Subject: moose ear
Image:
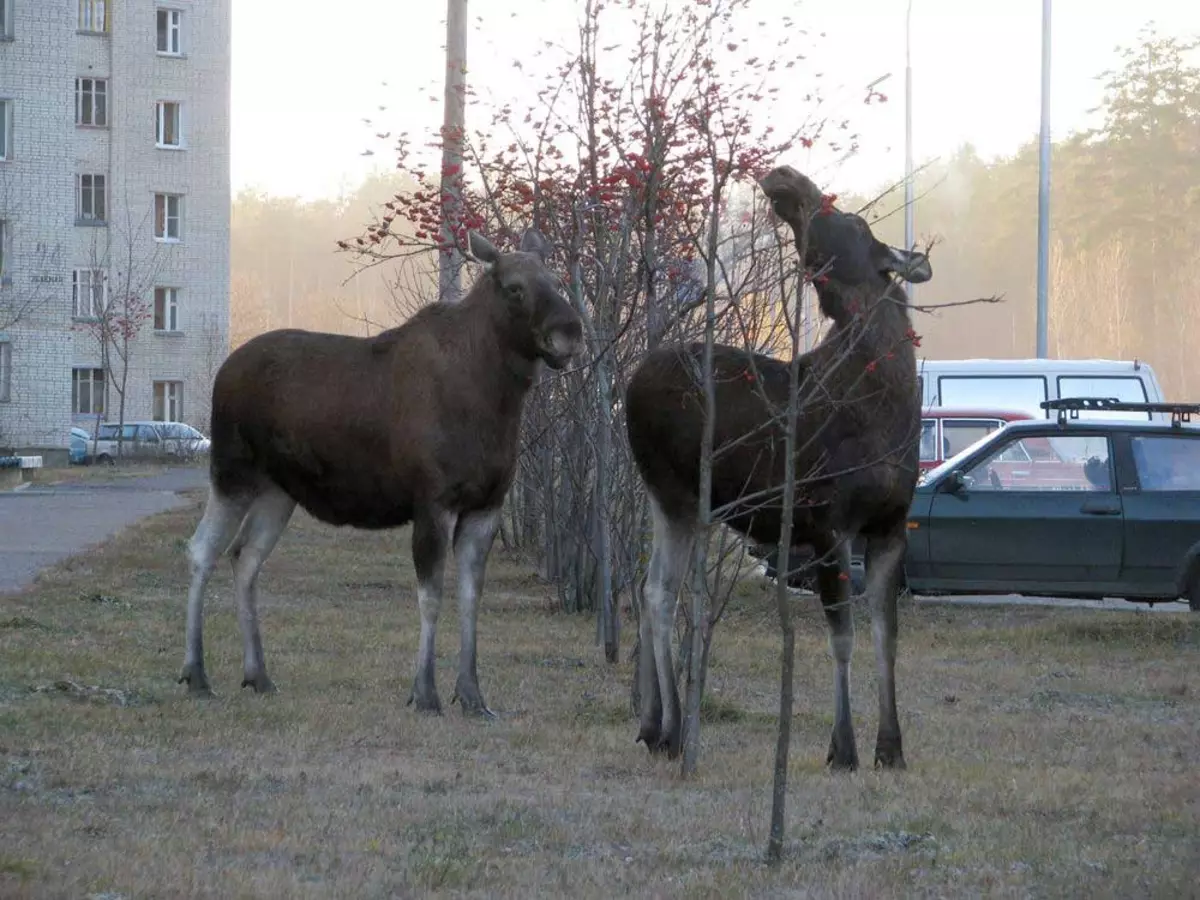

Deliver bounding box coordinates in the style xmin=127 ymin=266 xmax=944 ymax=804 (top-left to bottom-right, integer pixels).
xmin=518 ymin=227 xmax=554 ymax=264
xmin=465 ymin=231 xmax=501 ymax=269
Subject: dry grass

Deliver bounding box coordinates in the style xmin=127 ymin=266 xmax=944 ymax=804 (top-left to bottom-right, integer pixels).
xmin=1 ymin=492 xmax=1198 ymax=899
xmin=26 ymin=460 xmax=202 ymax=488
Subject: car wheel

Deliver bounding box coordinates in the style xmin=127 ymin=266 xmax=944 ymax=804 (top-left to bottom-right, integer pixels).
xmin=97 ymin=454 xmax=114 ymax=467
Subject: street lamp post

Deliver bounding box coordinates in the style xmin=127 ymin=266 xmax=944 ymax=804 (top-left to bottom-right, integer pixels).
xmin=904 ymin=0 xmax=915 ymax=302
xmin=1035 ymin=0 xmax=1052 ymax=357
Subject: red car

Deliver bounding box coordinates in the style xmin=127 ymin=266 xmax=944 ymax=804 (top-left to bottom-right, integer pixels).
xmin=919 ymin=407 xmax=1035 ymax=471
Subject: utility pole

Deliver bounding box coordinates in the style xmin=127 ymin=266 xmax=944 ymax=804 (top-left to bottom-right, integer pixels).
xmin=439 ymin=0 xmax=468 ymax=303
xmin=1035 ymin=0 xmax=1052 ymax=357
xmin=904 ymin=0 xmax=915 ymax=302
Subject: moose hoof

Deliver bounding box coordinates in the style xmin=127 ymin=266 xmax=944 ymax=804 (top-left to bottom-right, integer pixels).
xmin=635 ymin=722 xmax=662 ymax=752
xmin=407 ymin=679 xmax=443 ymax=715
xmin=241 ymin=673 xmax=277 ymax=694
xmin=826 ymin=735 xmax=860 ymax=772
xmin=874 ymin=746 xmax=907 ymax=771
xmin=451 ymin=677 xmax=496 ymax=719
xmin=177 ymin=664 xmax=212 ymax=697
xmin=639 ymin=720 xmax=681 ymax=759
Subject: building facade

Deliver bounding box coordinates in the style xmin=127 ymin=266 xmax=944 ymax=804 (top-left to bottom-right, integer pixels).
xmin=0 ymin=0 xmax=231 ymax=456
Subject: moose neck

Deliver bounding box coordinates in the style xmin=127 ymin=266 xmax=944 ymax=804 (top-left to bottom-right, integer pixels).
xmin=812 ymin=282 xmax=917 ymax=386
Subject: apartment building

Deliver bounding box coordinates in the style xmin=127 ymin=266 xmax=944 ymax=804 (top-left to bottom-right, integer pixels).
xmin=0 ymin=0 xmax=231 ymax=458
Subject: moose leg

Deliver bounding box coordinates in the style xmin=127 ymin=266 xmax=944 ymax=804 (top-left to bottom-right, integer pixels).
xmin=635 ymin=548 xmax=664 ymax=748
xmin=642 ymin=496 xmax=694 ymax=759
xmin=229 ymin=486 xmax=296 ymax=693
xmin=408 ymin=507 xmax=455 ymax=714
xmin=864 ymin=527 xmax=907 ymax=770
xmin=450 ymin=507 xmax=501 ymax=718
xmin=180 ymin=485 xmax=251 ymax=695
xmin=816 ymin=537 xmax=859 ymax=771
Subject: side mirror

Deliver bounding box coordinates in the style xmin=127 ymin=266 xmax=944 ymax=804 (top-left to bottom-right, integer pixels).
xmin=941 ymin=469 xmax=967 ymax=494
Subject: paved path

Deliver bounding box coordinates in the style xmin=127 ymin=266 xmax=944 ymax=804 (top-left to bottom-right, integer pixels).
xmin=0 ymin=466 xmax=208 ymax=596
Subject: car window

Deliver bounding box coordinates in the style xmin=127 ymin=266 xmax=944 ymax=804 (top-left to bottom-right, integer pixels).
xmin=942 ymin=419 xmax=1003 ymax=459
xmin=937 ymin=375 xmax=1048 ymax=418
xmin=138 ymin=425 xmax=160 ymax=443
xmin=97 ymin=424 xmax=119 ymax=440
xmin=1057 ymin=376 xmax=1150 ymax=421
xmin=919 ymin=420 xmax=937 ymax=461
xmin=1131 ymin=435 xmax=1200 ymax=491
xmin=963 ymin=435 xmax=1112 ymax=492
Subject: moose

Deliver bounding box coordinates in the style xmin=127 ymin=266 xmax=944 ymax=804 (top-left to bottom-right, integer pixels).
xmin=624 ymin=165 xmax=932 ymax=769
xmin=179 ymin=227 xmax=584 ymax=717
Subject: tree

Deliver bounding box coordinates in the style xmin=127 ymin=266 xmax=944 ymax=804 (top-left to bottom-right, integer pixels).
xmin=74 ymin=192 xmax=163 ymax=460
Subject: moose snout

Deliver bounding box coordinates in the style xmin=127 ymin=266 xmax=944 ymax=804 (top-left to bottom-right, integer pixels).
xmin=541 ymin=321 xmax=584 ymax=369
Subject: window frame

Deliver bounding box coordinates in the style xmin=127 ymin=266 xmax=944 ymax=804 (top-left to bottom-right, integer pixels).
xmin=75 ymin=77 xmax=109 ymax=128
xmin=72 ymin=268 xmax=107 ymax=319
xmin=153 ymin=286 xmax=180 ymax=332
xmin=1 ymin=0 xmax=14 ymax=40
xmin=77 ymin=173 xmax=108 ymax=225
xmin=71 ymin=366 xmax=106 ymax=416
xmin=156 ymin=7 xmax=183 ymax=55
xmin=155 ymin=101 xmax=182 ymax=149
xmin=78 ymin=0 xmax=109 ymax=34
xmin=0 ymin=98 xmax=12 ymax=161
xmin=0 ymin=339 xmax=11 ymax=403
xmin=153 ymin=193 xmax=182 ymax=242
xmin=152 ymin=379 xmax=184 ymax=422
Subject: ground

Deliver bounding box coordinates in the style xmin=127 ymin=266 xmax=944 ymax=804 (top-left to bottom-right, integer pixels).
xmin=1 ymin=488 xmax=1197 ymax=898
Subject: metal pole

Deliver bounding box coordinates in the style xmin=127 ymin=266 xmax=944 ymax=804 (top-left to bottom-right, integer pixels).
xmin=1035 ymin=0 xmax=1052 ymax=357
xmin=438 ymin=0 xmax=468 ymax=303
xmin=904 ymin=0 xmax=915 ymax=302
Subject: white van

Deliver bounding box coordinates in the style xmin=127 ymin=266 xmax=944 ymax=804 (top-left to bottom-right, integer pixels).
xmin=916 ymin=358 xmax=1167 ymax=422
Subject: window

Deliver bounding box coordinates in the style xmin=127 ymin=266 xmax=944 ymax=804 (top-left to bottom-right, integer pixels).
xmin=72 ymin=367 xmax=106 ymax=415
xmin=153 ymin=380 xmax=183 ymax=422
xmin=0 ymin=219 xmax=7 ymax=279
xmin=72 ymin=268 xmax=106 ymax=318
xmin=942 ymin=419 xmax=1005 ymax=460
xmin=1057 ymin=376 xmax=1150 ymax=421
xmin=1 ymin=0 xmax=12 ymax=40
xmin=963 ymin=435 xmax=1112 ymax=493
xmin=155 ymin=101 xmax=181 ymax=148
xmin=0 ymin=340 xmax=10 ymax=403
xmin=77 ymin=174 xmax=107 ymax=224
xmin=156 ymin=8 xmax=182 ymax=54
xmin=75 ymin=78 xmax=108 ymax=127
xmin=79 ymin=0 xmax=108 ymax=33
xmin=0 ymin=99 xmax=11 ymax=161
xmin=1131 ymin=436 xmax=1200 ymax=492
xmin=919 ymin=419 xmax=937 ymax=462
xmin=937 ymin=376 xmax=1048 ymax=419
xmin=153 ymin=193 xmax=181 ymax=241
xmin=153 ymin=286 xmax=179 ymax=331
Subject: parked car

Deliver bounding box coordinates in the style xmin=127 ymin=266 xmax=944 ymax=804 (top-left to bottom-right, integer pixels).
xmin=92 ymin=420 xmax=211 ymax=465
xmin=905 ymin=397 xmax=1200 ymax=611
xmin=918 ymin=406 xmax=1034 ymax=472
xmin=69 ymin=426 xmax=92 ymax=465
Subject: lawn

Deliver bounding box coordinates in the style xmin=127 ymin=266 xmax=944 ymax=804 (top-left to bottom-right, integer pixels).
xmin=1 ymin=490 xmax=1197 ymax=898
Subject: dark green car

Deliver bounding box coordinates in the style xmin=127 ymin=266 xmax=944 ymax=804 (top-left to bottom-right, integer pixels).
xmin=905 ymin=398 xmax=1200 ymax=611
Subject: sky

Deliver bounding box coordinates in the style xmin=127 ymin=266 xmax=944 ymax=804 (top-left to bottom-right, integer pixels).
xmin=231 ymin=0 xmax=1200 ymax=203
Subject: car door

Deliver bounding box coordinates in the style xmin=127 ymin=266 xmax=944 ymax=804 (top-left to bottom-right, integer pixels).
xmin=924 ymin=430 xmax=1123 ymax=592
xmin=1117 ymin=431 xmax=1200 ymax=596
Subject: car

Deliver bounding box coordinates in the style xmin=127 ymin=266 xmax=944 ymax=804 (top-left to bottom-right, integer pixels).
xmin=904 ymin=397 xmax=1200 ymax=611
xmin=918 ymin=406 xmax=1034 ymax=472
xmin=92 ymin=420 xmax=211 ymax=465
xmin=69 ymin=426 xmax=92 ymax=465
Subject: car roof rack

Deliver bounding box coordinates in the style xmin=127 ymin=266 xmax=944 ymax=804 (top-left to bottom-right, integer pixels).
xmin=1041 ymin=397 xmax=1200 ymax=429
